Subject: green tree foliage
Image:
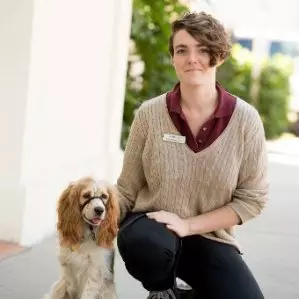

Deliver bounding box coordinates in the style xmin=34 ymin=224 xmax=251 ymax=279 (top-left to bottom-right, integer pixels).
xmin=217 ymin=44 xmax=253 ymax=104
xmin=218 ymin=45 xmax=293 ymax=139
xmin=257 ymin=54 xmax=293 ymax=139
xmin=122 ymin=0 xmax=187 ymax=148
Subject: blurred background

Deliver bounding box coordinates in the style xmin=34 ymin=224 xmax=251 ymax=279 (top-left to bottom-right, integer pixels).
xmin=123 ymin=0 xmax=299 ymax=148
xmin=0 ymin=1 xmax=299 ymax=298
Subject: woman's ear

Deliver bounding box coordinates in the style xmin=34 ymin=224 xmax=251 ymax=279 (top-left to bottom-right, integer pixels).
xmin=216 ymin=59 xmax=225 ymax=67
xmin=96 ymin=185 xmax=120 ymax=248
xmin=171 ymin=56 xmax=175 ymax=67
xmin=57 ymin=183 xmax=84 ymax=247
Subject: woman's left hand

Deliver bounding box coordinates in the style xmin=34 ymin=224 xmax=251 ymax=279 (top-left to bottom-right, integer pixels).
xmin=147 ymin=210 xmax=190 ymax=237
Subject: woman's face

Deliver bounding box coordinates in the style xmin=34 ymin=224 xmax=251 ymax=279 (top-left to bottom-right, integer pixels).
xmin=172 ymin=29 xmax=218 ymax=87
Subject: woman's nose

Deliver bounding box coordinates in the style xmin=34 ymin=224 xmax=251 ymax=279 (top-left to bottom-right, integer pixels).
xmin=187 ymin=52 xmax=198 ymax=64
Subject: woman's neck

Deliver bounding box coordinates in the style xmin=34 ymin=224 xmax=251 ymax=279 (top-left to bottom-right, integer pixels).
xmin=180 ymin=82 xmax=218 ymax=114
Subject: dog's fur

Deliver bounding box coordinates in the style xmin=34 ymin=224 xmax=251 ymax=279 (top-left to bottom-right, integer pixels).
xmin=43 ymin=177 xmax=120 ymax=299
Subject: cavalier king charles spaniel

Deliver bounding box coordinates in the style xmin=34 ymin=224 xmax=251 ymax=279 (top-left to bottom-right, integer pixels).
xmin=43 ymin=176 xmax=120 ymax=299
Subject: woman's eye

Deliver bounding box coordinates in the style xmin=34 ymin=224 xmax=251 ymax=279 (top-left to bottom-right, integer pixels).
xmin=176 ymin=49 xmax=185 ymax=55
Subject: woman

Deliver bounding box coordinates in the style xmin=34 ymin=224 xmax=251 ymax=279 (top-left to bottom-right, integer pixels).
xmin=116 ymin=11 xmax=268 ymax=299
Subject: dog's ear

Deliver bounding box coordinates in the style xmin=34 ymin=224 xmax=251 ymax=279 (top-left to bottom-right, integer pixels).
xmin=97 ymin=185 xmax=120 ymax=248
xmin=57 ymin=183 xmax=84 ymax=247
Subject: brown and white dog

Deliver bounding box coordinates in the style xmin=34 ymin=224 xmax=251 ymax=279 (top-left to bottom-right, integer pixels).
xmin=43 ymin=177 xmax=120 ymax=299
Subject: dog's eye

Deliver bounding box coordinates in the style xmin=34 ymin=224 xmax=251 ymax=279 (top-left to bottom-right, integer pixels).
xmin=101 ymin=194 xmax=108 ymax=199
xmin=83 ymin=192 xmax=91 ymax=199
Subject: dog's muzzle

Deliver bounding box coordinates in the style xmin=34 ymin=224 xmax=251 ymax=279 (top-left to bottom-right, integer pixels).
xmin=80 ymin=196 xmax=106 ymax=211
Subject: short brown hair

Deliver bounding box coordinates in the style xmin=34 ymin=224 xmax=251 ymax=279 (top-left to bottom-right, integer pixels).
xmin=169 ymin=12 xmax=231 ymax=66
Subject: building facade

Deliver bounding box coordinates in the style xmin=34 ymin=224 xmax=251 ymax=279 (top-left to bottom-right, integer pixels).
xmin=0 ymin=0 xmax=132 ymax=246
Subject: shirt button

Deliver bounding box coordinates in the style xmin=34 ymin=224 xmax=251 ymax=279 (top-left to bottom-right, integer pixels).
xmin=202 ymin=127 xmax=207 ymax=131
xmin=198 ymin=139 xmax=203 ymax=144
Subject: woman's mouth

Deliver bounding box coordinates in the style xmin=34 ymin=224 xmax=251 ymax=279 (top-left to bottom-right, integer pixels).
xmin=186 ymin=69 xmax=200 ymax=72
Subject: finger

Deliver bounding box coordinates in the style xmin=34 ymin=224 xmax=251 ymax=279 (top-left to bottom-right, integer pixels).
xmin=166 ymin=224 xmax=177 ymax=232
xmin=146 ymin=212 xmax=157 ymax=218
xmin=166 ymin=225 xmax=182 ymax=237
xmin=154 ymin=217 xmax=170 ymax=224
xmin=146 ymin=211 xmax=163 ymax=217
xmin=148 ymin=214 xmax=172 ymax=225
xmin=147 ymin=211 xmax=169 ymax=220
xmin=146 ymin=212 xmax=160 ymax=219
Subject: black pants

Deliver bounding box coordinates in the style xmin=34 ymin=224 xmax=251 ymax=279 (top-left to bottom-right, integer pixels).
xmin=117 ymin=213 xmax=264 ymax=299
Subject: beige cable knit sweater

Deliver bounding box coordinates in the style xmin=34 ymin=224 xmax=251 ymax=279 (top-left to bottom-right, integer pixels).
xmin=117 ymin=94 xmax=269 ymax=249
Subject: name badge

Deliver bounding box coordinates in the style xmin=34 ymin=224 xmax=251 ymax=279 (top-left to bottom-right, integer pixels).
xmin=163 ymin=134 xmax=186 ymax=144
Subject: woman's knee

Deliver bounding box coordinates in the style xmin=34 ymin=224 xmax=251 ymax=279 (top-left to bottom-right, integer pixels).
xmin=118 ymin=233 xmax=176 ymax=271
xmin=117 ymin=214 xmax=180 ymax=273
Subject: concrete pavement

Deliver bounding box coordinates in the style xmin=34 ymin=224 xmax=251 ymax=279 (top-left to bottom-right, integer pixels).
xmin=1 ymin=153 xmax=299 ymax=299
xmin=267 ymin=136 xmax=299 ymax=157
xmin=0 ymin=235 xmax=147 ymax=299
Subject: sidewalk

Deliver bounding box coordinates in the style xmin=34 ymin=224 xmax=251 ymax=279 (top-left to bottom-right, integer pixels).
xmin=267 ymin=136 xmax=299 ymax=166
xmin=267 ymin=135 xmax=299 ymax=156
xmin=0 ymin=236 xmax=147 ymax=299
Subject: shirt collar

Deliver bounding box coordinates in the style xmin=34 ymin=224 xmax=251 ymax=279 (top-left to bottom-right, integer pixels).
xmin=167 ymin=82 xmax=182 ymax=114
xmin=167 ymin=82 xmax=235 ymax=118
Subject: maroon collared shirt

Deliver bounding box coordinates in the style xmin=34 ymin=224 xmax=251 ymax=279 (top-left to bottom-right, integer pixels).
xmin=166 ymin=82 xmax=236 ymax=153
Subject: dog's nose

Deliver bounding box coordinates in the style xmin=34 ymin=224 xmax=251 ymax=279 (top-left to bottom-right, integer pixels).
xmin=94 ymin=206 xmax=104 ymax=216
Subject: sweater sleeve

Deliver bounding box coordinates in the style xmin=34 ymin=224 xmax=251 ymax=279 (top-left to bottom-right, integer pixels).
xmin=116 ymin=106 xmax=148 ymax=220
xmin=227 ymin=109 xmax=269 ymax=224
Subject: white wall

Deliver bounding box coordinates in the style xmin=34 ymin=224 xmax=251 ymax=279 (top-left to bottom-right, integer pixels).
xmin=0 ymin=0 xmax=34 ymax=244
xmin=0 ymin=0 xmax=132 ymax=246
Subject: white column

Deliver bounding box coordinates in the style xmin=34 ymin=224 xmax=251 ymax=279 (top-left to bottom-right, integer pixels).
xmin=0 ymin=0 xmax=34 ymax=244
xmin=106 ymin=0 xmax=132 ymax=182
xmin=0 ymin=0 xmax=132 ymax=246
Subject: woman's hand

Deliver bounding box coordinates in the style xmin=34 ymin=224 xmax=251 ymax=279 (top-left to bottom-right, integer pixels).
xmin=147 ymin=210 xmax=190 ymax=237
